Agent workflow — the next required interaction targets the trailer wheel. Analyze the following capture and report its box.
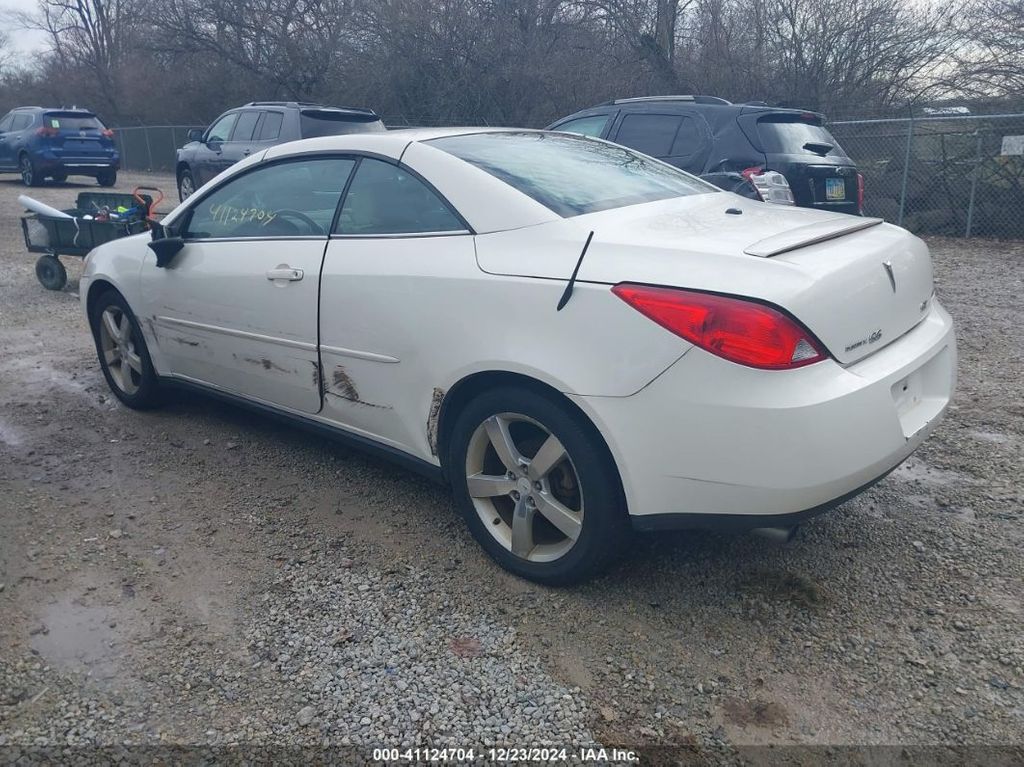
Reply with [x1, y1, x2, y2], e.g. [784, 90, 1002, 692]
[35, 255, 67, 291]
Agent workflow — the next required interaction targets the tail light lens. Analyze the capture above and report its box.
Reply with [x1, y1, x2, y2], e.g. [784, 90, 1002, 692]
[35, 126, 59, 138]
[857, 172, 865, 215]
[742, 167, 795, 205]
[612, 283, 828, 370]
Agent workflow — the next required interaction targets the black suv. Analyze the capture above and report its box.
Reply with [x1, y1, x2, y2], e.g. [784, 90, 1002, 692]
[0, 106, 119, 187]
[175, 102, 385, 200]
[548, 96, 862, 215]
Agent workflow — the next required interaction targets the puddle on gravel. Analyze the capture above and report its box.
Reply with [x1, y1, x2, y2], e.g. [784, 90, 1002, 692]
[891, 459, 977, 487]
[0, 419, 23, 447]
[968, 429, 1011, 445]
[30, 595, 121, 681]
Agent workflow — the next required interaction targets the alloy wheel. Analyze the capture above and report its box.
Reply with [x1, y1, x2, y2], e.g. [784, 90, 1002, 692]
[179, 173, 194, 200]
[20, 156, 34, 186]
[464, 413, 584, 563]
[98, 306, 143, 395]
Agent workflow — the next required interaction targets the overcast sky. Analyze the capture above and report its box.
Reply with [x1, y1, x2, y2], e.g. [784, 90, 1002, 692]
[1, 0, 49, 55]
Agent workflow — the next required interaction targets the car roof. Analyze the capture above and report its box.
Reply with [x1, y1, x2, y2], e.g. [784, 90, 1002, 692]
[234, 102, 380, 117]
[552, 99, 823, 123]
[261, 126, 515, 161]
[7, 106, 95, 114]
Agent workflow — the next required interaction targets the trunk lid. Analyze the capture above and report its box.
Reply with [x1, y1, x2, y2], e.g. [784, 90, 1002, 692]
[42, 112, 114, 156]
[475, 194, 934, 364]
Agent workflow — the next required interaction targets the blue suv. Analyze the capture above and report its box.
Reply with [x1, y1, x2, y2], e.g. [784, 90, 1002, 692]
[0, 107, 119, 187]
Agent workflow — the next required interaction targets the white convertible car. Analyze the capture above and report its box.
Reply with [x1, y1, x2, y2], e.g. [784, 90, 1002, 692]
[80, 128, 956, 583]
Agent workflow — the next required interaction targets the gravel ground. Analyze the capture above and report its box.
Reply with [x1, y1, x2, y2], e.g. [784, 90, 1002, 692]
[0, 173, 1022, 757]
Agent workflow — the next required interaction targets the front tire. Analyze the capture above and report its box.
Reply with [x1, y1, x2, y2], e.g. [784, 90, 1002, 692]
[447, 386, 629, 585]
[89, 290, 161, 409]
[177, 168, 195, 201]
[20, 155, 41, 187]
[96, 169, 117, 187]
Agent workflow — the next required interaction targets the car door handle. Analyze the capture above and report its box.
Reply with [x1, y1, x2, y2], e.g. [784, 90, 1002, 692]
[266, 266, 303, 281]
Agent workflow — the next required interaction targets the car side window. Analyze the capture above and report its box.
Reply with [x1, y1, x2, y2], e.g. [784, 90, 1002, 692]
[231, 111, 260, 142]
[184, 157, 356, 239]
[206, 113, 238, 144]
[615, 114, 690, 157]
[669, 118, 702, 156]
[555, 115, 610, 138]
[334, 158, 465, 236]
[11, 114, 32, 132]
[257, 112, 283, 141]
[0, 113, 13, 132]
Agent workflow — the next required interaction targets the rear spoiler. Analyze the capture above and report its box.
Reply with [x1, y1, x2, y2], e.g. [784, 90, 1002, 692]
[744, 217, 884, 257]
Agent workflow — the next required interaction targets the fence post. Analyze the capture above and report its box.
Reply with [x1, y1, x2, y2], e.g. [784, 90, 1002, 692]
[143, 126, 154, 172]
[897, 115, 914, 227]
[119, 130, 128, 171]
[965, 130, 983, 238]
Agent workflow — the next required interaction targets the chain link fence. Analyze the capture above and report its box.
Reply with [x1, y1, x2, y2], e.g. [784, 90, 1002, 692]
[113, 112, 1024, 240]
[830, 113, 1024, 239]
[111, 125, 203, 174]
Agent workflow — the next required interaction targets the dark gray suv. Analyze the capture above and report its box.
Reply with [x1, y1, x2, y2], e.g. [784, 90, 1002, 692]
[175, 102, 385, 201]
[548, 96, 863, 215]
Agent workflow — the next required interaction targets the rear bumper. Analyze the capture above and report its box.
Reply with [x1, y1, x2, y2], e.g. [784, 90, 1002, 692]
[572, 301, 957, 524]
[32, 149, 119, 174]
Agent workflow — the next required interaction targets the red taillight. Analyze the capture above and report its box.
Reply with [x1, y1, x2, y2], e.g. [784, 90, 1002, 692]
[102, 128, 115, 138]
[36, 126, 59, 138]
[857, 172, 865, 214]
[612, 283, 829, 370]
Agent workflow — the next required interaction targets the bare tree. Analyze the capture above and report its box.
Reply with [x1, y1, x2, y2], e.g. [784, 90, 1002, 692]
[587, 0, 692, 91]
[14, 0, 150, 116]
[956, 0, 1024, 98]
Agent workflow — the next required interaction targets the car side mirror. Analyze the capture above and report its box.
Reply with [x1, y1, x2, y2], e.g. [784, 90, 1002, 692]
[187, 128, 204, 143]
[148, 236, 185, 268]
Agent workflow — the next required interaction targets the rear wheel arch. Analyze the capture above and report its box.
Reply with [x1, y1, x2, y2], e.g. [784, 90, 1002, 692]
[435, 371, 626, 506]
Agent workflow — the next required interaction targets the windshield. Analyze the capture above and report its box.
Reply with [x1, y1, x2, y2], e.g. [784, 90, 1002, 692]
[427, 131, 715, 217]
[43, 112, 104, 131]
[757, 117, 849, 158]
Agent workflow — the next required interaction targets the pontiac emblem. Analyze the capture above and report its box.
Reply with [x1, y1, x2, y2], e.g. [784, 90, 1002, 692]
[882, 260, 896, 292]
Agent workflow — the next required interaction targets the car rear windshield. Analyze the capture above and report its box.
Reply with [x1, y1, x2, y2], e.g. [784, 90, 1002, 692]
[300, 110, 385, 138]
[43, 112, 104, 131]
[427, 131, 715, 217]
[757, 115, 849, 158]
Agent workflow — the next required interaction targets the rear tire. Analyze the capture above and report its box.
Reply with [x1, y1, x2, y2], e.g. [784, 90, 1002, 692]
[89, 289, 162, 409]
[35, 255, 68, 291]
[447, 386, 629, 585]
[20, 155, 41, 187]
[97, 169, 117, 187]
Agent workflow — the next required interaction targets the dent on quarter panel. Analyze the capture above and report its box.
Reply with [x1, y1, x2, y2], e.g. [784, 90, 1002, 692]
[326, 365, 392, 410]
[426, 387, 445, 457]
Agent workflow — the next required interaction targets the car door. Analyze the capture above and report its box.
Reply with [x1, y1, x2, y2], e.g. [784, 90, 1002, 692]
[319, 156, 474, 455]
[251, 110, 285, 151]
[139, 156, 356, 413]
[610, 111, 711, 173]
[195, 112, 239, 186]
[0, 112, 15, 169]
[218, 109, 261, 170]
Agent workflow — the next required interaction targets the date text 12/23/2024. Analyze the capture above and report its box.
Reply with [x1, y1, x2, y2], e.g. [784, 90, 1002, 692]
[372, 747, 639, 762]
